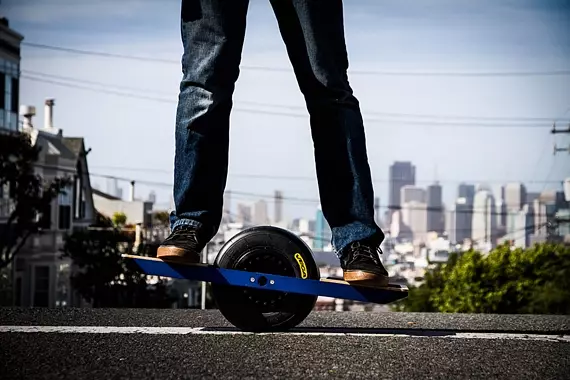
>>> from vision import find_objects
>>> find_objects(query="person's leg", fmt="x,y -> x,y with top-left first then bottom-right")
158,0 -> 249,263
269,0 -> 388,286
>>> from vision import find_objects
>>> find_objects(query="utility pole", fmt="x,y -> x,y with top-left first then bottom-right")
551,122 -> 570,155
201,243 -> 209,310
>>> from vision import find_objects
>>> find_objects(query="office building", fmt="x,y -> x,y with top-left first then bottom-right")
400,185 -> 426,204
0,18 -> 23,132
314,206 -> 331,250
471,188 -> 497,250
274,190 -> 283,224
427,182 -> 444,234
253,199 -> 269,225
458,183 -> 476,205
388,161 -> 416,219
504,183 -> 527,211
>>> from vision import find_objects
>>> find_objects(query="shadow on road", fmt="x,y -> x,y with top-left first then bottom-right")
199,326 -> 460,336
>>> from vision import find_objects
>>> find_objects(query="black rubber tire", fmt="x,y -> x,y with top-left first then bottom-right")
211,225 -> 320,332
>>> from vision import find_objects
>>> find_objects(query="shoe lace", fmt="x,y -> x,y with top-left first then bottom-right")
172,226 -> 196,237
350,241 -> 382,264
171,226 -> 199,247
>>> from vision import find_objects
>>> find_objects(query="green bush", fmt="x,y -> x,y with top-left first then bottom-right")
391,242 -> 570,314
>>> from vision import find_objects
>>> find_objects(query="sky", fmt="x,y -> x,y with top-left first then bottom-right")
2,0 -> 570,223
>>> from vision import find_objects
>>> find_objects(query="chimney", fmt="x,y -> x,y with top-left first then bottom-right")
19,105 -> 36,130
44,98 -> 55,131
129,181 -> 135,202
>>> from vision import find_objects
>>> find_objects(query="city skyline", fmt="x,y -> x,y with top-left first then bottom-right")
102,159 -> 567,223
4,0 -> 569,221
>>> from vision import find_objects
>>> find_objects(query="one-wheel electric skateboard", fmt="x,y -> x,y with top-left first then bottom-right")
124,226 -> 408,332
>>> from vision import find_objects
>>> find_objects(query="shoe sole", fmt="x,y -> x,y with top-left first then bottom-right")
343,270 -> 390,288
156,246 -> 201,264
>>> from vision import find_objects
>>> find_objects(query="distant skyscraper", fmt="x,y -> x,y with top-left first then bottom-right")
532,198 -> 548,236
446,206 -> 457,243
514,204 -> 533,248
314,206 -> 331,250
401,201 -> 427,243
223,190 -> 232,223
454,197 -> 473,244
498,185 -> 507,228
427,182 -> 444,234
147,190 -> 157,204
504,183 -> 527,212
400,185 -> 426,204
388,161 -> 416,219
472,189 -> 497,249
526,192 -> 540,205
236,203 -> 252,224
253,199 -> 269,225
454,183 -> 476,243
389,210 -> 413,242
274,190 -> 283,224
458,183 -> 475,205
500,183 -> 527,231
308,220 -> 316,234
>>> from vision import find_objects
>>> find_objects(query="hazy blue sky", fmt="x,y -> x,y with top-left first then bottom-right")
3,0 -> 570,222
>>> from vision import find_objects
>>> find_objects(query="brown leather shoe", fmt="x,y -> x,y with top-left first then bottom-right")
157,225 -> 203,264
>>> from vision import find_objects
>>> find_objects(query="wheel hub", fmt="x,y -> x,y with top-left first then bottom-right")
234,248 -> 294,311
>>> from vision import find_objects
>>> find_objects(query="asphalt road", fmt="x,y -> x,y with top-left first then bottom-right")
1,308 -> 569,379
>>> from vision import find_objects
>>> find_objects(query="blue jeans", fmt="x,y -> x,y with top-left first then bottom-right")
170,0 -> 384,257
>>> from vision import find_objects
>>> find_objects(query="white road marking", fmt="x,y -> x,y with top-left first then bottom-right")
0,326 -> 204,334
0,325 -> 568,342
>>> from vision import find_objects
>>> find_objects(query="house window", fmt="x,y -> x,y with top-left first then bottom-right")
33,265 -> 50,307
4,73 -> 10,114
58,185 -> 72,230
73,173 -> 86,220
38,202 -> 52,229
10,77 -> 18,113
0,72 -> 5,115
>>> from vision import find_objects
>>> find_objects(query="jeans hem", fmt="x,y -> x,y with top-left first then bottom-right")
333,228 -> 384,260
172,218 -> 203,231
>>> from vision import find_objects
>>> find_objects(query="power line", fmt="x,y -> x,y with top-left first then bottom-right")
21,70 -> 570,123
220,210 -> 551,238
21,75 -> 174,104
86,172 -> 561,216
20,75 -> 554,129
28,164 -> 562,219
23,70 -> 173,95
88,164 -> 563,185
22,42 -> 179,64
21,41 -> 570,77
31,163 -> 565,212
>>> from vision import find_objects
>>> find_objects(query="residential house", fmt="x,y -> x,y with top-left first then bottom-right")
9,100 -> 96,307
92,186 -> 154,228
0,17 -> 22,132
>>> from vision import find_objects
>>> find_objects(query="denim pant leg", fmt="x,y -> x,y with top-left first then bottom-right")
170,0 -> 249,242
270,0 -> 384,257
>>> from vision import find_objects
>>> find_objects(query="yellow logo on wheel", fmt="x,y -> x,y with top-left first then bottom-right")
294,253 -> 308,279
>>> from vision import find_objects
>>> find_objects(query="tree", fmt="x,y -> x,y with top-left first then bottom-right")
391,242 -> 570,314
153,210 -> 170,227
390,251 -> 458,312
112,211 -> 127,227
61,220 -> 177,308
0,131 -> 70,270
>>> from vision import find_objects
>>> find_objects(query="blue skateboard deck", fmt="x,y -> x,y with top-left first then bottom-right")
123,254 -> 409,305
